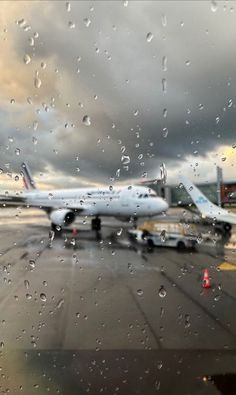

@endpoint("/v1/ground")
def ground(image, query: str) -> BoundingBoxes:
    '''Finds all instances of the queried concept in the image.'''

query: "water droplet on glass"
[15,175,19,181]
[29,37,34,46]
[24,279,30,289]
[10,98,15,104]
[160,163,167,184]
[163,108,167,118]
[23,54,31,65]
[121,155,130,165]
[137,289,143,296]
[185,60,190,66]
[76,312,80,318]
[56,298,64,309]
[146,32,153,42]
[34,73,42,89]
[83,18,91,27]
[211,1,218,12]
[82,115,91,126]
[26,293,32,300]
[198,103,204,110]
[162,56,167,71]
[123,0,128,6]
[40,293,47,302]
[214,294,221,302]
[15,148,20,156]
[68,21,75,29]
[158,285,167,298]
[160,230,166,243]
[228,99,233,108]
[29,260,36,268]
[161,14,167,27]
[162,78,167,93]
[184,314,191,328]
[133,109,139,116]
[162,128,168,138]
[66,1,71,12]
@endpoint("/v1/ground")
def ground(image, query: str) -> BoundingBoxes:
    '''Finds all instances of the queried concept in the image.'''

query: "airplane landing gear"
[91,217,101,231]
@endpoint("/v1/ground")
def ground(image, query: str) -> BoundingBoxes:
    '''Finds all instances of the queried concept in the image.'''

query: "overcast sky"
[0,0,236,190]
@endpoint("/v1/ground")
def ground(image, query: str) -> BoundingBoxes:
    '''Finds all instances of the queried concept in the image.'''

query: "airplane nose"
[161,200,169,212]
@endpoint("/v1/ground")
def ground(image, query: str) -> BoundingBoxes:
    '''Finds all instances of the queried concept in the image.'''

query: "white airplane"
[15,163,168,231]
[180,176,236,234]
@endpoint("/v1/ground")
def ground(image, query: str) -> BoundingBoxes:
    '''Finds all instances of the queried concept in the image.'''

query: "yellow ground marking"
[218,262,236,271]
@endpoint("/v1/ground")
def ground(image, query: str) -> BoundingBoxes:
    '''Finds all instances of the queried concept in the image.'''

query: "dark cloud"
[1,0,236,187]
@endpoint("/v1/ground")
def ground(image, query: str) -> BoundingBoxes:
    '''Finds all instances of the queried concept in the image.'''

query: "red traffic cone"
[202,269,211,289]
[72,228,77,236]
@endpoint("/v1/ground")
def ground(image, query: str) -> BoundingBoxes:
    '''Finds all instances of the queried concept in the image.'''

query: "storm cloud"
[0,0,236,189]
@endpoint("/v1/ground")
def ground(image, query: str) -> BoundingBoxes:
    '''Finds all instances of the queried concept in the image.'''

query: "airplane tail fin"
[21,162,37,191]
[180,176,220,217]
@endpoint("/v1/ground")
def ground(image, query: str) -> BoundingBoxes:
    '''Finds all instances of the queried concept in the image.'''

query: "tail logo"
[196,196,208,204]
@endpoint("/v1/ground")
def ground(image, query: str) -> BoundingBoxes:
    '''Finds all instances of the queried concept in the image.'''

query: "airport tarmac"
[0,209,236,395]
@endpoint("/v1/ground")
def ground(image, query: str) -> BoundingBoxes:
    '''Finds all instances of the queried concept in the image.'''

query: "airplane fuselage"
[23,185,168,218]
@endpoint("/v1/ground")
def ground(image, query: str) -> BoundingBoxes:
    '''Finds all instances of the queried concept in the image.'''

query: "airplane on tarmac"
[180,175,236,234]
[9,163,169,232]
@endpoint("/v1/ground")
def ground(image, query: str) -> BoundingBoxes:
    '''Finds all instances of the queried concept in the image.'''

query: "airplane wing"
[180,176,236,225]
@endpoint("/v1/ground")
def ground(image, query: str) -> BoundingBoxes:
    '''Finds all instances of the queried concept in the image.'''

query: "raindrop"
[32,137,38,145]
[66,1,71,12]
[163,108,167,118]
[137,289,144,296]
[133,109,139,116]
[157,361,163,370]
[34,72,42,89]
[160,230,166,243]
[162,78,167,93]
[26,293,32,300]
[116,168,120,177]
[40,293,47,302]
[29,37,34,46]
[83,18,91,27]
[68,21,75,28]
[162,128,168,138]
[10,98,15,104]
[161,14,167,27]
[158,285,167,298]
[160,163,167,184]
[184,314,191,328]
[24,279,30,289]
[146,32,153,42]
[123,0,128,6]
[228,99,233,108]
[82,115,91,126]
[29,260,36,268]
[76,312,80,318]
[56,299,64,309]
[216,116,220,124]
[23,54,31,65]
[15,148,20,156]
[41,62,46,69]
[15,175,19,181]
[33,120,38,131]
[198,104,204,110]
[185,60,190,66]
[211,1,218,12]
[162,56,167,71]
[214,294,221,302]
[121,155,130,165]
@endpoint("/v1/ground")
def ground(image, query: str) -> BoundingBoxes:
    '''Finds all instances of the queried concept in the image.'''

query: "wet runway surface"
[0,210,236,394]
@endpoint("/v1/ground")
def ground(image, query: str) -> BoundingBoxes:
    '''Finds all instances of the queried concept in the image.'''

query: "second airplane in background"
[20,163,168,231]
[180,176,236,235]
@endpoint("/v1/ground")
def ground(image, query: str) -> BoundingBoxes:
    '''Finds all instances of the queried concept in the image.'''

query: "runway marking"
[218,262,236,271]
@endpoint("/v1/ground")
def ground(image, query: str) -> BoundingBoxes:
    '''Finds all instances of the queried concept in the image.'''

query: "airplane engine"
[49,209,75,226]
